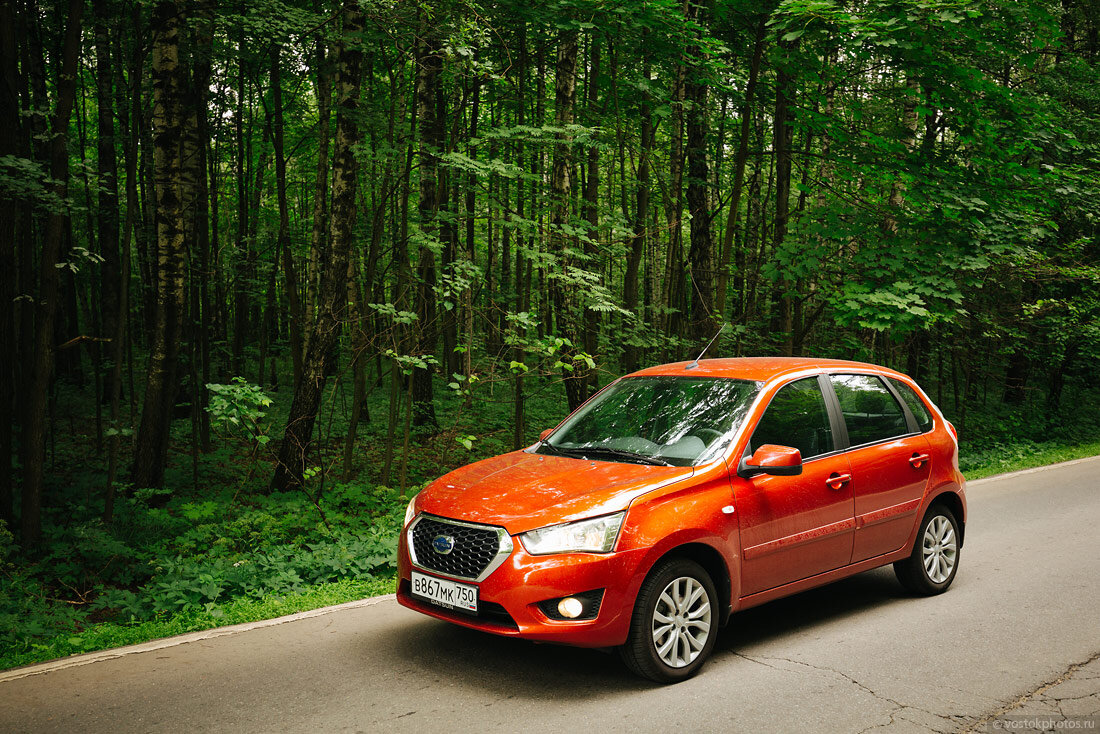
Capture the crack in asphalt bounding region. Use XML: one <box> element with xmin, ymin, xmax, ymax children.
<box><xmin>960</xmin><ymin>650</ymin><xmax>1100</xmax><ymax>733</ymax></box>
<box><xmin>1044</xmin><ymin>691</ymin><xmax>1100</xmax><ymax>703</ymax></box>
<box><xmin>732</xmin><ymin>652</ymin><xmax>960</xmax><ymax>733</ymax></box>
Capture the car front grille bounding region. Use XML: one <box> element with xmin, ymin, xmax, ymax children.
<box><xmin>410</xmin><ymin>515</ymin><xmax>505</xmax><ymax>580</ymax></box>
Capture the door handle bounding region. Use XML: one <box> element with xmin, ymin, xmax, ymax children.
<box><xmin>909</xmin><ymin>453</ymin><xmax>930</xmax><ymax>469</ymax></box>
<box><xmin>826</xmin><ymin>472</ymin><xmax>851</xmax><ymax>490</ymax></box>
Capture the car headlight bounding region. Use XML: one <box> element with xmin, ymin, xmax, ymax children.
<box><xmin>520</xmin><ymin>512</ymin><xmax>625</xmax><ymax>555</ymax></box>
<box><xmin>404</xmin><ymin>497</ymin><xmax>417</xmax><ymax>528</ymax></box>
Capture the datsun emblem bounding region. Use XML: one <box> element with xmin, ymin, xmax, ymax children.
<box><xmin>432</xmin><ymin>534</ymin><xmax>455</xmax><ymax>555</ymax></box>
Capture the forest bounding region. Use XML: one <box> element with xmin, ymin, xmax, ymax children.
<box><xmin>1</xmin><ymin>0</ymin><xmax>1099</xmax><ymax>667</ymax></box>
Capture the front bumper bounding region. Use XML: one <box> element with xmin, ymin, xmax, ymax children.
<box><xmin>397</xmin><ymin>524</ymin><xmax>646</xmax><ymax>648</ymax></box>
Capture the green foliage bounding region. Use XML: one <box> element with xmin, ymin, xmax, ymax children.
<box><xmin>961</xmin><ymin>439</ymin><xmax>1100</xmax><ymax>481</ymax></box>
<box><xmin>205</xmin><ymin>378</ymin><xmax>274</xmax><ymax>446</ymax></box>
<box><xmin>0</xmin><ymin>577</ymin><xmax>395</xmax><ymax>672</ymax></box>
<box><xmin>0</xmin><ymin>154</ymin><xmax>71</xmax><ymax>211</ymax></box>
<box><xmin>134</xmin><ymin>530</ymin><xmax>394</xmax><ymax>616</ymax></box>
<box><xmin>0</xmin><ymin>475</ymin><xmax>408</xmax><ymax>668</ymax></box>
<box><xmin>384</xmin><ymin>349</ymin><xmax>440</xmax><ymax>375</ymax></box>
<box><xmin>368</xmin><ymin>302</ymin><xmax>418</xmax><ymax>325</ymax></box>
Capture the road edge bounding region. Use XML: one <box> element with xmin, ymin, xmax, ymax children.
<box><xmin>4</xmin><ymin>452</ymin><xmax>1097</xmax><ymax>685</ymax></box>
<box><xmin>0</xmin><ymin>594</ymin><xmax>397</xmax><ymax>684</ymax></box>
<box><xmin>966</xmin><ymin>452</ymin><xmax>1100</xmax><ymax>487</ymax></box>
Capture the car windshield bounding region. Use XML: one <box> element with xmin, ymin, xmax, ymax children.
<box><xmin>537</xmin><ymin>376</ymin><xmax>760</xmax><ymax>467</ymax></box>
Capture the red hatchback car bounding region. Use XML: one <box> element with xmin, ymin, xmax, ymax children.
<box><xmin>397</xmin><ymin>358</ymin><xmax>966</xmax><ymax>682</ymax></box>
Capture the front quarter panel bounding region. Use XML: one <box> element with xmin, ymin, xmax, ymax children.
<box><xmin>620</xmin><ymin>459</ymin><xmax>741</xmax><ymax>609</ymax></box>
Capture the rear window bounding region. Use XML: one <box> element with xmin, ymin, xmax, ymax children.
<box><xmin>829</xmin><ymin>374</ymin><xmax>909</xmax><ymax>446</ymax></box>
<box><xmin>888</xmin><ymin>378</ymin><xmax>934</xmax><ymax>433</ymax></box>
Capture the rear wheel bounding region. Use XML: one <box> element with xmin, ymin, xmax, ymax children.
<box><xmin>894</xmin><ymin>504</ymin><xmax>960</xmax><ymax>595</ymax></box>
<box><xmin>619</xmin><ymin>558</ymin><xmax>718</xmax><ymax>683</ymax></box>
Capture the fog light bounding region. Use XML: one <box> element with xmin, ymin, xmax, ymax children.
<box><xmin>557</xmin><ymin>597</ymin><xmax>584</xmax><ymax>619</ymax></box>
<box><xmin>537</xmin><ymin>589</ymin><xmax>605</xmax><ymax>621</ymax></box>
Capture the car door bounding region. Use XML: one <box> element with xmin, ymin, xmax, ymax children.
<box><xmin>735</xmin><ymin>375</ymin><xmax>855</xmax><ymax>597</ymax></box>
<box><xmin>826</xmin><ymin>373</ymin><xmax>932</xmax><ymax>563</ymax></box>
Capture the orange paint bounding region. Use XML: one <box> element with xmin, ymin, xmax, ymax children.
<box><xmin>397</xmin><ymin>358</ymin><xmax>966</xmax><ymax>654</ymax></box>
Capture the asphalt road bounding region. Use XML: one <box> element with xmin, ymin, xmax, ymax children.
<box><xmin>2</xmin><ymin>458</ymin><xmax>1099</xmax><ymax>733</ymax></box>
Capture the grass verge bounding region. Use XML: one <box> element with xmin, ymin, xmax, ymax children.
<box><xmin>0</xmin><ymin>576</ymin><xmax>395</xmax><ymax>672</ymax></box>
<box><xmin>960</xmin><ymin>439</ymin><xmax>1100</xmax><ymax>481</ymax></box>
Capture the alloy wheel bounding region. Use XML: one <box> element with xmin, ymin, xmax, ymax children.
<box><xmin>922</xmin><ymin>514</ymin><xmax>958</xmax><ymax>584</ymax></box>
<box><xmin>651</xmin><ymin>576</ymin><xmax>712</xmax><ymax>668</ymax></box>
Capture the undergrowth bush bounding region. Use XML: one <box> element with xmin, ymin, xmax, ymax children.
<box><xmin>1</xmin><ymin>476</ymin><xmax>410</xmax><ymax>665</ymax></box>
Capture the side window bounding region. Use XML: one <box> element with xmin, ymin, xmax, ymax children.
<box><xmin>888</xmin><ymin>378</ymin><xmax>934</xmax><ymax>433</ymax></box>
<box><xmin>830</xmin><ymin>374</ymin><xmax>909</xmax><ymax>446</ymax></box>
<box><xmin>750</xmin><ymin>378</ymin><xmax>835</xmax><ymax>460</ymax></box>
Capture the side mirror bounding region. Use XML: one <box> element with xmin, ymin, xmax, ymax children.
<box><xmin>539</xmin><ymin>428</ymin><xmax>553</xmax><ymax>442</ymax></box>
<box><xmin>739</xmin><ymin>444</ymin><xmax>803</xmax><ymax>478</ymax></box>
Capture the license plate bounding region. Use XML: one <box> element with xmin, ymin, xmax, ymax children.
<box><xmin>411</xmin><ymin>571</ymin><xmax>478</xmax><ymax>612</ymax></box>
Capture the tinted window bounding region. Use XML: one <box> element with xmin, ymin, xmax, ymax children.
<box><xmin>750</xmin><ymin>378</ymin><xmax>834</xmax><ymax>460</ymax></box>
<box><xmin>830</xmin><ymin>374</ymin><xmax>908</xmax><ymax>446</ymax></box>
<box><xmin>889</xmin><ymin>378</ymin><xmax>934</xmax><ymax>433</ymax></box>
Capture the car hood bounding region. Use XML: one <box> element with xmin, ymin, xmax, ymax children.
<box><xmin>415</xmin><ymin>449</ymin><xmax>695</xmax><ymax>534</ymax></box>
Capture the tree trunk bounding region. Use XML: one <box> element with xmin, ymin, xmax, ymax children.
<box><xmin>105</xmin><ymin>29</ymin><xmax>139</xmax><ymax>520</ymax></box>
<box><xmin>716</xmin><ymin>15</ymin><xmax>766</xmax><ymax>320</ymax></box>
<box><xmin>0</xmin><ymin>0</ymin><xmax>24</xmax><ymax>527</ymax></box>
<box><xmin>22</xmin><ymin>0</ymin><xmax>84</xmax><ymax>543</ymax></box>
<box><xmin>412</xmin><ymin>18</ymin><xmax>442</xmax><ymax>429</ymax></box>
<box><xmin>623</xmin><ymin>57</ymin><xmax>654</xmax><ymax>374</ymax></box>
<box><xmin>773</xmin><ymin>35</ymin><xmax>798</xmax><ymax>356</ymax></box>
<box><xmin>381</xmin><ymin>67</ymin><xmax>413</xmax><ymax>487</ymax></box>
<box><xmin>581</xmin><ymin>35</ymin><xmax>600</xmax><ymax>394</ymax></box>
<box><xmin>11</xmin><ymin>9</ymin><xmax>31</xmax><ymax>510</ymax></box>
<box><xmin>882</xmin><ymin>72</ymin><xmax>919</xmax><ymax>234</ymax></box>
<box><xmin>662</xmin><ymin>58</ymin><xmax>686</xmax><ymax>346</ymax></box>
<box><xmin>511</xmin><ymin>26</ymin><xmax>528</xmax><ymax>450</ymax></box>
<box><xmin>463</xmin><ymin>78</ymin><xmax>480</xmax><ymax>398</ymax></box>
<box><xmin>550</xmin><ymin>28</ymin><xmax>584</xmax><ymax>412</ymax></box>
<box><xmin>684</xmin><ymin>2</ymin><xmax>716</xmax><ymax>343</ymax></box>
<box><xmin>271</xmin><ymin>45</ymin><xmax>303</xmax><ymax>388</ymax></box>
<box><xmin>271</xmin><ymin>0</ymin><xmax>363</xmax><ymax>491</ymax></box>
<box><xmin>191</xmin><ymin>8</ymin><xmax>213</xmax><ymax>452</ymax></box>
<box><xmin>342</xmin><ymin>246</ymin><xmax>366</xmax><ymax>479</ymax></box>
<box><xmin>135</xmin><ymin>86</ymin><xmax>157</xmax><ymax>347</ymax></box>
<box><xmin>231</xmin><ymin>43</ymin><xmax>249</xmax><ymax>376</ymax></box>
<box><xmin>304</xmin><ymin>41</ymin><xmax>331</xmax><ymax>358</ymax></box>
<box><xmin>94</xmin><ymin>0</ymin><xmax>121</xmax><ymax>377</ymax></box>
<box><xmin>131</xmin><ymin>1</ymin><xmax>187</xmax><ymax>490</ymax></box>
<box><xmin>182</xmin><ymin>7</ymin><xmax>213</xmax><ymax>464</ymax></box>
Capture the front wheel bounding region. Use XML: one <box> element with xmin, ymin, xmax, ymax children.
<box><xmin>894</xmin><ymin>504</ymin><xmax>961</xmax><ymax>595</ymax></box>
<box><xmin>619</xmin><ymin>558</ymin><xmax>718</xmax><ymax>683</ymax></box>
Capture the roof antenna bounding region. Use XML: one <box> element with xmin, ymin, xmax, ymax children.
<box><xmin>685</xmin><ymin>323</ymin><xmax>726</xmax><ymax>370</ymax></box>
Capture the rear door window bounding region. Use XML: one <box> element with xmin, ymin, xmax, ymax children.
<box><xmin>888</xmin><ymin>378</ymin><xmax>934</xmax><ymax>433</ymax></box>
<box><xmin>829</xmin><ymin>374</ymin><xmax>909</xmax><ymax>447</ymax></box>
<box><xmin>750</xmin><ymin>377</ymin><xmax>835</xmax><ymax>460</ymax></box>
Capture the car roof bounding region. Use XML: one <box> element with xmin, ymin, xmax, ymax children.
<box><xmin>628</xmin><ymin>357</ymin><xmax>906</xmax><ymax>383</ymax></box>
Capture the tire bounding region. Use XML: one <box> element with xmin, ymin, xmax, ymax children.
<box><xmin>894</xmin><ymin>503</ymin><xmax>961</xmax><ymax>595</ymax></box>
<box><xmin>619</xmin><ymin>557</ymin><xmax>718</xmax><ymax>683</ymax></box>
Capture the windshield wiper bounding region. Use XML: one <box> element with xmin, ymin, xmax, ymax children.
<box><xmin>556</xmin><ymin>446</ymin><xmax>673</xmax><ymax>466</ymax></box>
<box><xmin>536</xmin><ymin>439</ymin><xmax>567</xmax><ymax>457</ymax></box>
